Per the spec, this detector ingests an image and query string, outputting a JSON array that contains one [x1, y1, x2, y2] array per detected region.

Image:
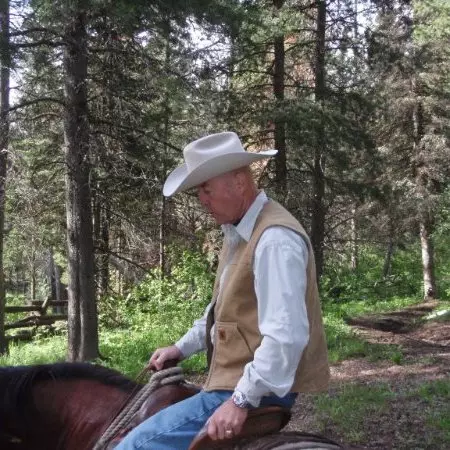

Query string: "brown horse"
[[0, 362, 198, 450], [0, 362, 344, 450]]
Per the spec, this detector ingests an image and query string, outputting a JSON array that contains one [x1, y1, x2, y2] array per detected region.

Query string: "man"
[[116, 131, 329, 450]]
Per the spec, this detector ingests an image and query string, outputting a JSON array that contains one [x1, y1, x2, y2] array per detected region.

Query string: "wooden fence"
[[5, 299, 68, 344]]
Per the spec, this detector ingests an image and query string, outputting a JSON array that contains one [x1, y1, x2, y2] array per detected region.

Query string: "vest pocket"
[[213, 321, 253, 369]]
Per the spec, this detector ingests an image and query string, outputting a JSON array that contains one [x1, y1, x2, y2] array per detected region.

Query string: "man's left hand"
[[207, 398, 248, 441]]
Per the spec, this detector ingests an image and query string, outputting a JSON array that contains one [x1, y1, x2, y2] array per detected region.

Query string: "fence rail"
[[5, 300, 69, 313], [4, 300, 68, 346]]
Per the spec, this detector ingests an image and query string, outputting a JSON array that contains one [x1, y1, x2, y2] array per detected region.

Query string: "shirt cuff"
[[174, 336, 201, 358], [235, 377, 265, 407]]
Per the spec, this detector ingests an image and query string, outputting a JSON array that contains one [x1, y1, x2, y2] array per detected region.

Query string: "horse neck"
[[33, 378, 135, 450]]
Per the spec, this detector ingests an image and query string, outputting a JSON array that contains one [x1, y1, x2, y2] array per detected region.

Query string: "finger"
[[216, 422, 226, 441], [147, 360, 158, 371], [207, 418, 218, 441], [153, 356, 164, 370], [224, 427, 234, 440], [149, 350, 160, 363], [147, 351, 162, 370], [233, 418, 243, 435]]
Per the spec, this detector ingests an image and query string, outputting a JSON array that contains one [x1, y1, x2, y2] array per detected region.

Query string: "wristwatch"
[[231, 390, 251, 409]]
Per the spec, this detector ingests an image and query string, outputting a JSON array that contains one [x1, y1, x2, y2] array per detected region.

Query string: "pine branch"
[[8, 97, 65, 113]]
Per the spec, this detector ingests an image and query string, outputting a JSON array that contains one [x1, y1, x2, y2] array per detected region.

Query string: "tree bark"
[[412, 75, 437, 299], [383, 232, 395, 279], [63, 7, 99, 361], [419, 216, 437, 298], [160, 23, 171, 278], [350, 205, 358, 271], [272, 0, 287, 197], [310, 0, 327, 281], [30, 245, 36, 301], [0, 0, 10, 355], [99, 206, 110, 297], [92, 181, 109, 298]]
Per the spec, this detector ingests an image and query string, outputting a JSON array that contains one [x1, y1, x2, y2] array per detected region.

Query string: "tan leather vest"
[[203, 200, 329, 393]]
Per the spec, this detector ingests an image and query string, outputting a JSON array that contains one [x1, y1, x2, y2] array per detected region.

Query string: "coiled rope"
[[93, 366, 185, 450]]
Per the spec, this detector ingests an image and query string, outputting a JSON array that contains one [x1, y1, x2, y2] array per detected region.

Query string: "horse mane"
[[0, 362, 140, 425]]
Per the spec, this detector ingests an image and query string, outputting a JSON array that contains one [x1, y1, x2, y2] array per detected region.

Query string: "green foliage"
[[321, 245, 423, 363], [316, 383, 395, 442], [435, 192, 450, 299], [415, 379, 450, 400], [131, 249, 213, 307], [95, 249, 213, 375], [323, 300, 409, 364], [97, 328, 207, 378], [0, 336, 66, 366], [407, 380, 450, 443], [322, 245, 423, 303], [315, 380, 450, 446], [99, 249, 213, 329], [4, 294, 28, 323]]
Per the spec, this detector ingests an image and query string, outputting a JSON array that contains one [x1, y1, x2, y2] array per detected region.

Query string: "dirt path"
[[286, 301, 450, 449]]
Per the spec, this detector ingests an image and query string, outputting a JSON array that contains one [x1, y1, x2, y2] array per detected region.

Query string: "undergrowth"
[[0, 245, 445, 374]]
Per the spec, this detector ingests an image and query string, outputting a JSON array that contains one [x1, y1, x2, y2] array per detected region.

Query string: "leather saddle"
[[188, 405, 291, 450], [106, 380, 291, 449]]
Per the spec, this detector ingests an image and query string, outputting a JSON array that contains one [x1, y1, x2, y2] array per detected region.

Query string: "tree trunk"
[[99, 206, 110, 297], [273, 0, 287, 197], [92, 182, 109, 298], [160, 24, 171, 278], [383, 237, 394, 278], [310, 0, 327, 281], [419, 217, 437, 299], [0, 0, 10, 355], [350, 206, 358, 271], [30, 246, 36, 301], [63, 7, 99, 361], [412, 74, 437, 299]]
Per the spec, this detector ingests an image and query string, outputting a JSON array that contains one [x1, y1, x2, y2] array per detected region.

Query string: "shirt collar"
[[221, 191, 268, 243]]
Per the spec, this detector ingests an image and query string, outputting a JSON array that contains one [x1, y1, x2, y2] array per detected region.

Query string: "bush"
[[98, 249, 214, 336], [321, 244, 423, 303]]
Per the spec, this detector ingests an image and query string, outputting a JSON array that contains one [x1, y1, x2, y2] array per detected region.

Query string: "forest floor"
[[185, 300, 449, 449], [285, 300, 450, 449]]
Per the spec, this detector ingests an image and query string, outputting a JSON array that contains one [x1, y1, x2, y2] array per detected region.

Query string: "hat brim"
[[163, 150, 277, 197]]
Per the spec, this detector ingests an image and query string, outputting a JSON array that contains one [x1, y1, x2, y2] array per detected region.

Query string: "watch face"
[[232, 391, 248, 408]]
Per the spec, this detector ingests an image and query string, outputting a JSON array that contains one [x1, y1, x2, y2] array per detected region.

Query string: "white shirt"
[[175, 191, 310, 406]]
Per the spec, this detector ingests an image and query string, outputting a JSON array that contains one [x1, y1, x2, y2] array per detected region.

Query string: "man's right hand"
[[147, 345, 183, 371]]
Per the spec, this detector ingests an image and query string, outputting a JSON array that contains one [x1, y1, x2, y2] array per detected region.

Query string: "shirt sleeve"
[[235, 226, 310, 406], [175, 302, 211, 358]]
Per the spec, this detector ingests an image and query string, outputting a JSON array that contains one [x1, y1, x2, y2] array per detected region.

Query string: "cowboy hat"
[[163, 131, 277, 196]]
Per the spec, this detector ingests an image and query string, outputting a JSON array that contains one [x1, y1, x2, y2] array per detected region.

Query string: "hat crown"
[[184, 132, 244, 172]]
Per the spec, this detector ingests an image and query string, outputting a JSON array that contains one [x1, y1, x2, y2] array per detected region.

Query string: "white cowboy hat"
[[163, 131, 277, 196]]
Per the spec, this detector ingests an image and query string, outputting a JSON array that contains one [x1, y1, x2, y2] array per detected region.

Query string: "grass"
[[413, 379, 450, 444], [314, 379, 450, 447], [322, 295, 420, 364], [315, 383, 395, 442], [0, 335, 67, 366]]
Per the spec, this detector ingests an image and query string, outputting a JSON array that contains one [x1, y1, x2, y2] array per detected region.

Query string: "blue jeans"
[[114, 390, 297, 450]]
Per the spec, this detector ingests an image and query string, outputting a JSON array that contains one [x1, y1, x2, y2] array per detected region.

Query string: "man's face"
[[197, 172, 241, 225]]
